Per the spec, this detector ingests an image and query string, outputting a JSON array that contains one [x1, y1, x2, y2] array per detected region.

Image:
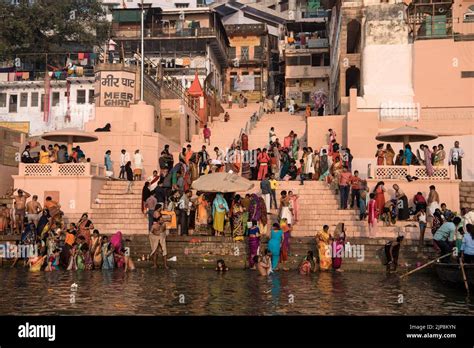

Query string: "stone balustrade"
[[19, 162, 106, 177], [370, 165, 455, 180]]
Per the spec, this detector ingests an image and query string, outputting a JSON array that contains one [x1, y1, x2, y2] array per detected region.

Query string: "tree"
[[0, 0, 110, 56]]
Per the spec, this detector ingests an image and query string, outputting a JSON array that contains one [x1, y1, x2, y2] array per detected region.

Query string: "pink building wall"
[[413, 39, 474, 108]]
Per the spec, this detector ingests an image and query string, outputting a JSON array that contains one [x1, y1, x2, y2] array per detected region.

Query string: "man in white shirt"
[[449, 141, 464, 180], [147, 170, 160, 192], [119, 149, 130, 179], [108, 37, 118, 63], [133, 149, 144, 181]]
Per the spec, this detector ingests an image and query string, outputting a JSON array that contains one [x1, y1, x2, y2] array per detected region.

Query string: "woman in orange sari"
[[373, 181, 386, 216], [195, 193, 209, 233], [376, 144, 385, 165], [316, 225, 332, 271]]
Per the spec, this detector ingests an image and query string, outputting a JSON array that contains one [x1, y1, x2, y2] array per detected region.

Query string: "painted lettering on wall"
[[97, 72, 136, 107]]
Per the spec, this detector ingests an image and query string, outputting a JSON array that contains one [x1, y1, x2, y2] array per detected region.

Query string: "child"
[[216, 259, 228, 271], [415, 207, 427, 246], [203, 125, 211, 145], [299, 250, 317, 275], [257, 249, 272, 276]]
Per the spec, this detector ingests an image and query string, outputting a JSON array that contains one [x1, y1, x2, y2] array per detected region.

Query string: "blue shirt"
[[433, 222, 456, 242], [461, 233, 474, 256], [248, 226, 260, 236]]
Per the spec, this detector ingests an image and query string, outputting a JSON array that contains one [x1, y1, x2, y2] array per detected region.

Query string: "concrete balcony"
[[285, 65, 330, 79]]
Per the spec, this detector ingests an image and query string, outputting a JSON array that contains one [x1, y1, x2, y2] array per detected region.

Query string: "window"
[[241, 46, 249, 60], [254, 46, 263, 60], [165, 118, 172, 127], [323, 53, 330, 66], [230, 72, 238, 91], [175, 3, 189, 8], [0, 93, 7, 107], [254, 72, 261, 91], [302, 92, 310, 103], [52, 92, 60, 106], [286, 56, 298, 66], [41, 94, 45, 112], [20, 93, 28, 107], [88, 90, 95, 104], [31, 92, 39, 107], [300, 55, 311, 65], [311, 53, 322, 66], [77, 90, 86, 104], [229, 47, 236, 59], [9, 94, 18, 113]]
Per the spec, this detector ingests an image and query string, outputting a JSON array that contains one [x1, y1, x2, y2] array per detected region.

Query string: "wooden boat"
[[434, 262, 474, 285]]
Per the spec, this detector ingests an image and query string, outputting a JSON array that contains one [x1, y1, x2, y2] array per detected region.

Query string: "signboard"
[[96, 71, 136, 107], [0, 122, 29, 134], [233, 75, 255, 91], [287, 91, 302, 100], [1, 145, 18, 167], [229, 36, 260, 47]]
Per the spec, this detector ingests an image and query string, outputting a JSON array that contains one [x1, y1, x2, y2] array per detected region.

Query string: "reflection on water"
[[0, 269, 473, 315]]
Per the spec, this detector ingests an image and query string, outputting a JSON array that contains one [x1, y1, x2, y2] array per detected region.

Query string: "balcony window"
[[254, 73, 261, 91], [229, 47, 236, 59], [312, 54, 322, 66], [241, 46, 249, 60], [89, 90, 95, 104]]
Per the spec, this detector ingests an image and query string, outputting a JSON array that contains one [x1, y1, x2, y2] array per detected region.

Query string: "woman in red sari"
[[373, 181, 386, 217]]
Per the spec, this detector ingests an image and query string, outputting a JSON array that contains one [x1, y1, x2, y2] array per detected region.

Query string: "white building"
[[0, 78, 96, 136]]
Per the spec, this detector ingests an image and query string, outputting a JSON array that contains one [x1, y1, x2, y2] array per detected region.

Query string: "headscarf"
[[212, 193, 229, 215], [110, 231, 123, 253]]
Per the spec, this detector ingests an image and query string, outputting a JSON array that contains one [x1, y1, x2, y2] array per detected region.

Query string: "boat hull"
[[435, 262, 474, 286]]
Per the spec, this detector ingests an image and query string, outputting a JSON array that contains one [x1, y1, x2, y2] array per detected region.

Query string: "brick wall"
[[460, 182, 474, 210]]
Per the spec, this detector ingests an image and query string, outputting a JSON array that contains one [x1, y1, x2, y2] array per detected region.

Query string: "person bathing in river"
[[299, 250, 317, 275], [257, 249, 272, 276], [384, 235, 404, 273], [216, 259, 229, 272]]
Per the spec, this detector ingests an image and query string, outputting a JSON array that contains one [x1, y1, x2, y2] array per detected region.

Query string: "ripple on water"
[[0, 268, 472, 315]]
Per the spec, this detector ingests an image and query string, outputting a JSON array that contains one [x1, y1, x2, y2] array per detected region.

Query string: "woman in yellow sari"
[[316, 225, 332, 271], [39, 145, 51, 164], [330, 157, 343, 191]]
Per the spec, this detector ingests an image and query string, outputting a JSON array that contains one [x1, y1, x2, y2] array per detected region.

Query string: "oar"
[[400, 252, 452, 279], [460, 258, 470, 295]]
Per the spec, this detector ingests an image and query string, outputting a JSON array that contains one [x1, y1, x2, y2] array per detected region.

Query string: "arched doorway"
[[345, 66, 360, 97], [347, 19, 361, 54]]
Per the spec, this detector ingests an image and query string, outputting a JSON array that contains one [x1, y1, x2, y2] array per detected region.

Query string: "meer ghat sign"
[[96, 71, 136, 107]]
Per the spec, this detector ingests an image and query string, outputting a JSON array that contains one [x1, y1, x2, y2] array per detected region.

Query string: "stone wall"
[[460, 182, 474, 210]]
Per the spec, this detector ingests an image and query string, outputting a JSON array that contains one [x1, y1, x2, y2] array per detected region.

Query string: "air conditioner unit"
[[464, 12, 474, 21]]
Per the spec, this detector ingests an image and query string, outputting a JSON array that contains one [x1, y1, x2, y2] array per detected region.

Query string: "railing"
[[232, 104, 265, 148], [371, 165, 454, 181], [19, 163, 106, 177]]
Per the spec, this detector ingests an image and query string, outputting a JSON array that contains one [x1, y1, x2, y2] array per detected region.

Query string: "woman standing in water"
[[316, 225, 332, 271], [332, 223, 346, 272], [101, 236, 114, 270], [267, 223, 284, 271], [280, 219, 291, 271], [248, 220, 260, 269]]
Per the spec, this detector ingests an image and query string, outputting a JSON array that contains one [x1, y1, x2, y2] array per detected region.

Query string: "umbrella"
[[375, 126, 438, 145], [41, 129, 98, 154], [191, 172, 254, 193]]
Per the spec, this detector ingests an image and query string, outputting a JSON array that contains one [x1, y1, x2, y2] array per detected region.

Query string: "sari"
[[279, 196, 293, 225], [110, 231, 124, 268], [280, 222, 291, 262], [375, 186, 385, 215], [423, 147, 434, 176], [196, 195, 209, 226], [385, 149, 395, 165], [291, 138, 299, 160], [29, 256, 45, 272], [78, 218, 93, 246], [332, 225, 345, 270], [283, 135, 292, 149], [435, 149, 445, 166], [313, 154, 320, 179], [319, 155, 329, 181], [279, 152, 290, 179], [248, 226, 260, 268], [404, 148, 413, 165], [367, 199, 378, 227], [212, 194, 229, 234], [376, 149, 385, 165], [231, 203, 244, 239], [101, 242, 114, 270], [316, 230, 332, 270]]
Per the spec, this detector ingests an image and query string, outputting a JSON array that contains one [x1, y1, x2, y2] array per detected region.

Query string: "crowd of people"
[[21, 143, 87, 164], [375, 140, 464, 179], [0, 188, 135, 272]]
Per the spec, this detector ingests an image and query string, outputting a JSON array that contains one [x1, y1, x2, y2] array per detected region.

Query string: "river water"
[[0, 269, 472, 315]]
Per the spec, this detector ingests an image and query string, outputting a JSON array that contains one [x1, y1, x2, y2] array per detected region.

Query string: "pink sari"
[[368, 199, 378, 226], [110, 231, 125, 268], [424, 147, 434, 176]]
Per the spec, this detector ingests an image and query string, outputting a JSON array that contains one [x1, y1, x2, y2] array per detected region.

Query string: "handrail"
[[231, 104, 264, 150]]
